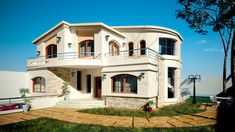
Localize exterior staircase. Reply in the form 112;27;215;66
55;98;106;109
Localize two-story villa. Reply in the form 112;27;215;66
27;21;183;109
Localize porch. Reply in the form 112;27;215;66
29;67;103;100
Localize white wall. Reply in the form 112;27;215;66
181;76;232;96
69;68;102;99
0;71;30;98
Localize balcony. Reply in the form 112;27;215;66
104;48;159;66
27;52;102;69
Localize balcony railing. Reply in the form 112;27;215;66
27;52;102;67
181;88;190;96
104;48;159;60
29;52;101;60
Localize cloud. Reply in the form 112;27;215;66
197;40;207;44
203;47;223;52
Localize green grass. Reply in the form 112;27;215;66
0;117;215;132
187;96;212;103
79;96;211;117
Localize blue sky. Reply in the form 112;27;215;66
0;0;224;77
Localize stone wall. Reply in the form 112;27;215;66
105;96;157;109
47;67;70;94
157;58;165;107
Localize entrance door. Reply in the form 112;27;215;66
86;74;91;93
95;77;102;98
77;71;81;90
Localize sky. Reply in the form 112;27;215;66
0;0;225;77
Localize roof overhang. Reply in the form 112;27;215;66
32;21;126;44
112;26;183;41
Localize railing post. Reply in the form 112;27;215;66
123;51;126;60
146;48;149;58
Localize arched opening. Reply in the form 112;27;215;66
111;74;137;93
46;44;57;59
128;42;134;56
140;40;146;55
109;41;119;56
32;77;46;93
79;40;94;57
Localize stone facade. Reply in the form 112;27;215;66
47;67;70;94
157;58;165;107
105;96;157;109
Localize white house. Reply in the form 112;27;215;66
27;21;183;109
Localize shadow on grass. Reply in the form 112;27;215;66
79;97;210;118
0;117;216;132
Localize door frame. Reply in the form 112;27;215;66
94;76;102;98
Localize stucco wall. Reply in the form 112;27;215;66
101;29;126;60
162;59;182;104
35;25;64;56
0;71;30;98
28;67;102;99
118;31;182;58
102;69;158;98
69;68;102;99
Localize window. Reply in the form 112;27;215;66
112;74;137;93
128;42;134;56
32;77;46;93
109;41;119;56
140;40;146;55
159;38;175;55
46;44;57;58
168;67;176;98
79;40;94;57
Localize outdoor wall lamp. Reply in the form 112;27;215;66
36;51;40;57
122;42;126;47
105;35;110;41
140;73;145;79
71;72;75;77
56;36;61;44
188;75;202;104
68;43;72;48
102;74;106;80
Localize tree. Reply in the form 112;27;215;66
176;0;235;93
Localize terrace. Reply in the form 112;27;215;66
27;52;102;69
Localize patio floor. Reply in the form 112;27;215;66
0;106;216;128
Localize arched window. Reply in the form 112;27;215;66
128;42;134;56
32;77;46;93
159;38;175;55
140;40;146;55
109;41;119;56
79;40;94;57
46;44;57;59
112;74;137;93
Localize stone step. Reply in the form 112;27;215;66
55;104;105;109
57;103;105;106
57;101;105;105
55;98;106;109
58;100;104;103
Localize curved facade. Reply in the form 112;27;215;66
27;21;183;109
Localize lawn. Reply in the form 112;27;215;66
0;117;215;132
79;96;211;117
